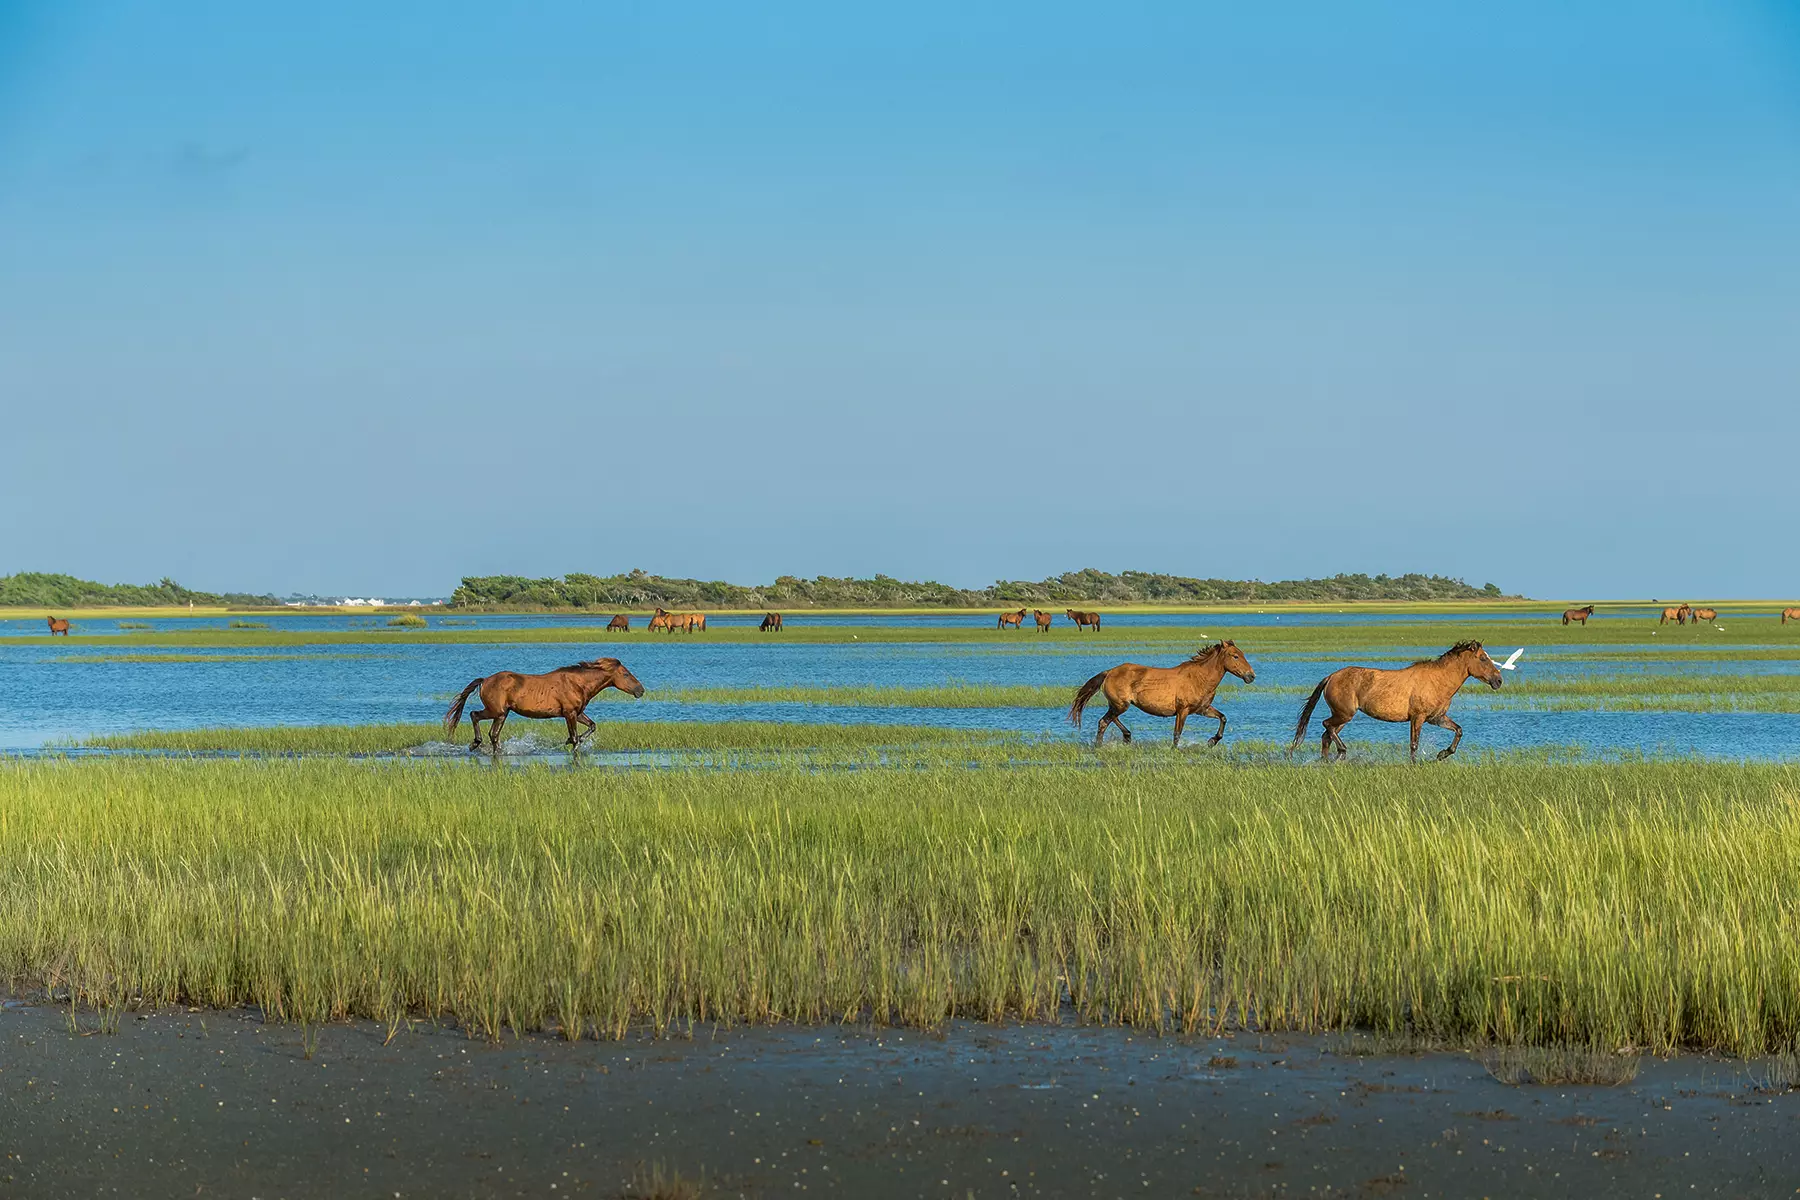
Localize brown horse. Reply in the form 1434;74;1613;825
45;616;71;636
1069;641;1256;748
997;608;1027;629
646;613;670;632
1561;605;1595;626
1066;609;1101;631
445;658;645;751
606;615;630;632
662;612;705;633
1292;641;1503;762
760;612;783;632
1692;607;1718;623
1659;605;1691;625
1784;608;1800;625
1033;609;1053;633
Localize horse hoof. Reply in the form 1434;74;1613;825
1208;736;1223;747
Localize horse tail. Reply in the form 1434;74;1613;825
1069;670;1108;727
444;677;485;738
1290;676;1330;751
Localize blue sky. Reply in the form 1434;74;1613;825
3;1;1798;598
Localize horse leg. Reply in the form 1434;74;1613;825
488;711;507;753
1171;710;1187;748
574;712;597;744
1409;714;1424;762
563;715;580;746
1429;713;1463;761
1198;704;1226;746
1321;712;1351;761
468;708;494;752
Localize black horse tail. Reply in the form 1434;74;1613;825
1291;676;1330;751
1069;671;1108;727
444;677;485;738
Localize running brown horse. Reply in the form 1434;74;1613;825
1069;641;1256;748
1291;641;1503;762
1561;605;1595;626
1784;608;1800;625
445;657;645;752
997;608;1027;629
760;612;783;632
1033;609;1053;633
1066;609;1101;631
1660;605;1691;625
1692;607;1718;623
45;616;70;636
606;614;630;632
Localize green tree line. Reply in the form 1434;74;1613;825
449;568;1510;610
0;572;278;608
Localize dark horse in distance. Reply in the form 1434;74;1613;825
1066;609;1101;631
1069;641;1256;748
1561;605;1594;626
1292;641;1503;762
760;612;784;632
445;658;645;752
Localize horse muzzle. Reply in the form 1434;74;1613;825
632;685;647;698
1487;677;1502;690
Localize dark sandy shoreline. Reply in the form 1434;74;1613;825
3;1002;1798;1198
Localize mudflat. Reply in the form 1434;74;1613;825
4;1004;1796;1198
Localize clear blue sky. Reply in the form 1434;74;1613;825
3;2;1797;598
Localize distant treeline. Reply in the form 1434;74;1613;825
450;569;1511;610
0;572;278;608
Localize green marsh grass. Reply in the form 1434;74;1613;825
387;613;429;628
6;755;1800;1055
78;720;999;756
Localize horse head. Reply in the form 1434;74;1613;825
1214;639;1255;683
584;657;646;698
1453;641;1503;690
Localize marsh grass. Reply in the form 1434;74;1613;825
226;620;269;630
387;614;429;628
1478;1045;1642;1087
6;756;1800;1055
77;720;1000;756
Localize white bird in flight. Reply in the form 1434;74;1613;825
1493;648;1524;671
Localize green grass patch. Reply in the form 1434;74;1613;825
76;720;998;756
387;614;429;628
5;756;1800;1053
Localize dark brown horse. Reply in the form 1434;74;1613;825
45;616;70;636
1561;605;1595;626
1033;609;1053;633
445;658;645;751
1292;641;1503;762
606;615;630;632
997;608;1027;629
1069;641;1256;748
760;612;783;632
1066;609;1101;631
1660;605;1691;625
1784;608;1800;625
1692;607;1718;623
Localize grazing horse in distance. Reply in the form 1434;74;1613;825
1292;641;1503;762
997;608;1027;629
645;612;670;632
760;612;783;632
445;657;645;752
1066;609;1101;631
1561;605;1595;626
664;612;706;633
1070;641;1256;748
1660;605;1691;625
606;615;630;632
1692;607;1718;623
1033;609;1053;633
45;616;70;636
1784;608;1800;625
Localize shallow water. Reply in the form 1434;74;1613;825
4;635;1798;759
3;1003;1795;1197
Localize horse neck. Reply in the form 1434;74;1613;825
1183;651;1228;688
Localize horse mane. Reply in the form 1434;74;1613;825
1412;640;1481;666
1187;640;1234;663
557;658;621;672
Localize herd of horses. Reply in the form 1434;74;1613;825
442;636;1506;762
998;608;1102;631
1564;604;1800;626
